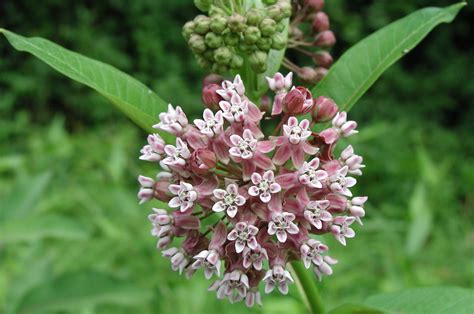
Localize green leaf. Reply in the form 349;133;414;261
16;271;153;314
311;3;466;112
364;287;474;314
0;29;169;135
0;214;90;243
405;182;432;257
328;303;384;314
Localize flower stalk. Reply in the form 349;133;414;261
290;261;325;314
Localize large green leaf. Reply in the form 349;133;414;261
16;271;153;314
312;3;466;112
0;29;168;134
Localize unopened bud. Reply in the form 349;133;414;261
188;34;206;54
260;95;271;113
257;37;272;51
284;86;313;114
305;0;324;11
271;33;287;50
212;63;229;74
314;67;328;81
182;21;195;40
290;26;304;40
312;96;338;122
244;26;261;44
298;66;319;84
209;6;226;16
194;16;211;35
203;74;223;86
267;5;283;22
259;18;277;36
249;51;268;73
312;12;330;32
224;32;239;46
214;47;233;65
230;54;244;69
210;15;227;34
205;32;223;48
202;83;222;109
246;8;265;26
315;30;336;48
196;56;211;69
190;149;217;175
263;0;277;4
279;2;293;18
313;51;333;68
228;14;247;33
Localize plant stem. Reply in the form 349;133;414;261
289;262;325;314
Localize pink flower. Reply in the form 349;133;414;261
154;104;188;135
331;216;356;246
298;157;328;188
194;109;224;137
248;170;281;203
284;86;314;114
245;289;262;308
192;250;221;279
227;222;259;253
139;134;165;162
162;247;188;274
340;145;365;176
347;196;368;224
328;166;357;197
313;256;338;281
266;72;293;93
137;175;155;204
168;182;197;212
300;239;329;268
242;245;268;270
209;270;249;303
304;200;332;229
219;93;249;123
229;129;257;159
162;137;191;167
217;74;245;100
263;265;294;294
319;111;358;144
268;212;299;243
212;184;246;218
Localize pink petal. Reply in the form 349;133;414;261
290;145;305;168
276;230;287;242
273;144;291;165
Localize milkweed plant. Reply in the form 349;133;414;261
1;0;466;313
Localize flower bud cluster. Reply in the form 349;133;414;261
138;73;367;307
283;0;336;84
183;1;292;74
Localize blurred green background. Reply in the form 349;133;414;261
0;0;473;313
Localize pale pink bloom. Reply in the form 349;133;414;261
319;111;358;144
153;104;188;135
229;129;257;159
328;166;357;197
194;109;224;137
273;117;318;167
266;72;293;93
300;239;329;268
304;200;332;229
242;245;268;270
217;74;245;100
347;196;368;225
248;170;281;203
137;175;155;204
227;221;259;253
148;208;172;226
263;265;294;294
209;270;249;303
168;182;197;212
162;137;191;167
267;212;299;243
219;93;249;123
212;184;246;218
192;249;221;279
298;157;328;188
162;247;188;274
139;134;165;162
331;216;356;246
245;289;263;308
313;255;338;281
148;208;173;248
340;145;365;176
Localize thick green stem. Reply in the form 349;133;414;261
289;262;325;314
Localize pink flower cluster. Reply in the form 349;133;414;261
138;73;367;307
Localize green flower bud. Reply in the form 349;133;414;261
194;0;212;12
228;14;247;33
210;15;227;34
245;9;265;26
196;56;212;68
279;2;293;18
244;26;261;44
194;16;211;35
262;0;277;4
230;54;244;69
182;21;195;40
203;49;215;61
209;6;226;17
205;32;223;48
249;50;268;73
259;18;277;36
276;21;286;32
267;5;283;22
224;32;240;46
214;47;233;65
240;43;258;53
257;37;272;51
212;62;229;74
271;33;287;50
188;34;206;54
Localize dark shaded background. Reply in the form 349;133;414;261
1;1;473;313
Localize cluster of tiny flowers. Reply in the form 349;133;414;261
138;73;367;307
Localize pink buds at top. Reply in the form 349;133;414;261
313;51;333;68
154;104;188;135
248;170;281;203
305;0;324;11
202;83;223;110
312;12;330;32
212;184;246;218
266;72;293;93
267;212;299;243
263;265;294;294
284;86;314;115
312;96;338;123
315;30;336;48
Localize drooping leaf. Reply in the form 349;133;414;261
0;29;170;135
0;214;90;243
311;3;466;112
16;271;153;314
364;287;474;314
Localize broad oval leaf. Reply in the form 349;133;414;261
16;271;153;314
312;3;466;112
364;287;474;314
0;29;168;135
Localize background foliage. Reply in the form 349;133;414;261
0;0;473;313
